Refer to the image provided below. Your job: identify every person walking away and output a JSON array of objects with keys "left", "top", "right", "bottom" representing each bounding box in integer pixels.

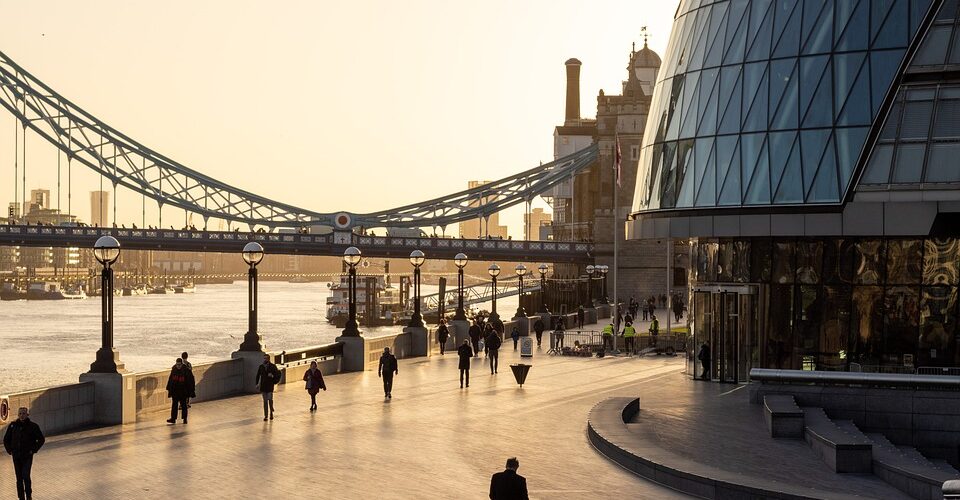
[
  {"left": 458, "top": 339, "right": 473, "bottom": 388},
  {"left": 469, "top": 320, "right": 483, "bottom": 357},
  {"left": 533, "top": 317, "right": 544, "bottom": 347},
  {"left": 642, "top": 299, "right": 649, "bottom": 321},
  {"left": 3, "top": 407, "right": 44, "bottom": 500},
  {"left": 378, "top": 347, "right": 399, "bottom": 399},
  {"left": 649, "top": 315, "right": 660, "bottom": 348},
  {"left": 180, "top": 351, "right": 194, "bottom": 408},
  {"left": 601, "top": 322, "right": 615, "bottom": 352},
  {"left": 698, "top": 343, "right": 711, "bottom": 380},
  {"left": 302, "top": 360, "right": 327, "bottom": 411},
  {"left": 485, "top": 327, "right": 502, "bottom": 374},
  {"left": 555, "top": 321, "right": 565, "bottom": 350},
  {"left": 489, "top": 457, "right": 528, "bottom": 500},
  {"left": 166, "top": 357, "right": 196, "bottom": 424},
  {"left": 510, "top": 326, "right": 520, "bottom": 351},
  {"left": 255, "top": 353, "right": 281, "bottom": 420},
  {"left": 483, "top": 323, "right": 496, "bottom": 357},
  {"left": 623, "top": 322, "right": 637, "bottom": 355},
  {"left": 577, "top": 305, "right": 585, "bottom": 329},
  {"left": 437, "top": 319, "right": 450, "bottom": 355}
]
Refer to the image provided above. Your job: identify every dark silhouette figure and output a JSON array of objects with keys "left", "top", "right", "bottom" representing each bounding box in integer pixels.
[
  {"left": 378, "top": 347, "right": 399, "bottom": 398},
  {"left": 255, "top": 353, "right": 281, "bottom": 421},
  {"left": 698, "top": 343, "right": 711, "bottom": 380},
  {"left": 489, "top": 457, "right": 528, "bottom": 500},
  {"left": 469, "top": 321, "right": 483, "bottom": 357},
  {"left": 577, "top": 305, "right": 585, "bottom": 329},
  {"left": 458, "top": 339, "right": 473, "bottom": 388},
  {"left": 485, "top": 328, "right": 502, "bottom": 374},
  {"left": 437, "top": 320, "right": 450, "bottom": 355},
  {"left": 554, "top": 322, "right": 565, "bottom": 350},
  {"left": 165, "top": 357, "right": 196, "bottom": 424},
  {"left": 3, "top": 407, "right": 44, "bottom": 500},
  {"left": 302, "top": 360, "right": 327, "bottom": 411},
  {"left": 533, "top": 318, "right": 544, "bottom": 347},
  {"left": 511, "top": 326, "right": 520, "bottom": 351}
]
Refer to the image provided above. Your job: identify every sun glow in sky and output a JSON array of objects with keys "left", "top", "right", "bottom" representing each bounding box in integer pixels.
[{"left": 1, "top": 1, "right": 677, "bottom": 236}]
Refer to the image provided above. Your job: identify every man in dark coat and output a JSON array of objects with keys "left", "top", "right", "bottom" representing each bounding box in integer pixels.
[
  {"left": 457, "top": 339, "right": 474, "bottom": 388},
  {"left": 698, "top": 343, "right": 711, "bottom": 381},
  {"left": 576, "top": 305, "right": 585, "bottom": 329},
  {"left": 469, "top": 320, "right": 482, "bottom": 357},
  {"left": 485, "top": 327, "right": 502, "bottom": 374},
  {"left": 489, "top": 457, "right": 528, "bottom": 500},
  {"left": 166, "top": 357, "right": 196, "bottom": 424},
  {"left": 255, "top": 353, "right": 281, "bottom": 421},
  {"left": 378, "top": 347, "right": 399, "bottom": 399},
  {"left": 437, "top": 319, "right": 450, "bottom": 355},
  {"left": 532, "top": 317, "right": 544, "bottom": 347},
  {"left": 4, "top": 407, "right": 44, "bottom": 500}
]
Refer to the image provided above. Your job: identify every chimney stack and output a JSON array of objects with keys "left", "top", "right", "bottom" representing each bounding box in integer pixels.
[{"left": 564, "top": 58, "right": 582, "bottom": 125}]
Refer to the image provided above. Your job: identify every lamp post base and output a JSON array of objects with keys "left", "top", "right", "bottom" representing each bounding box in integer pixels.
[
  {"left": 238, "top": 331, "right": 264, "bottom": 352},
  {"left": 89, "top": 347, "right": 125, "bottom": 374},
  {"left": 407, "top": 313, "right": 424, "bottom": 328},
  {"left": 341, "top": 321, "right": 363, "bottom": 337}
]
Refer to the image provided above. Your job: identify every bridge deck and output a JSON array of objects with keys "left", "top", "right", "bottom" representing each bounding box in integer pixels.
[{"left": 0, "top": 349, "right": 685, "bottom": 499}]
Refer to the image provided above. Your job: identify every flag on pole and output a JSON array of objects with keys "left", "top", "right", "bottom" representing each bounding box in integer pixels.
[{"left": 614, "top": 132, "right": 622, "bottom": 188}]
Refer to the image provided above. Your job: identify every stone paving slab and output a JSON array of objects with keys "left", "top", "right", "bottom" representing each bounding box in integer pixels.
[{"left": 0, "top": 347, "right": 689, "bottom": 499}]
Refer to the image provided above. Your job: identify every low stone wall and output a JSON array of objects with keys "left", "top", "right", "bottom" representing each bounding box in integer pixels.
[
  {"left": 751, "top": 382, "right": 960, "bottom": 466},
  {"left": 280, "top": 357, "right": 341, "bottom": 386},
  {"left": 135, "top": 358, "right": 244, "bottom": 416},
  {"left": 365, "top": 331, "right": 414, "bottom": 369},
  {"left": 0, "top": 382, "right": 95, "bottom": 435}
]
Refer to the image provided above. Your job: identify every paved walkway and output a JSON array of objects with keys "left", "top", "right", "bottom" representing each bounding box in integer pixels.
[{"left": 0, "top": 346, "right": 689, "bottom": 499}]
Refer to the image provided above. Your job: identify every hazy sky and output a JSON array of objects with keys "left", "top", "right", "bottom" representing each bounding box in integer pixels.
[{"left": 2, "top": 1, "right": 676, "bottom": 236}]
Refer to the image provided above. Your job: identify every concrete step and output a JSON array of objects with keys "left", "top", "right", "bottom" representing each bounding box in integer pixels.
[
  {"left": 801, "top": 408, "right": 872, "bottom": 473},
  {"left": 932, "top": 459, "right": 960, "bottom": 476}
]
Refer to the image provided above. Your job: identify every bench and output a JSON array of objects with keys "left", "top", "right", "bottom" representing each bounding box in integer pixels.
[
  {"left": 763, "top": 395, "right": 804, "bottom": 438},
  {"left": 802, "top": 407, "right": 872, "bottom": 473}
]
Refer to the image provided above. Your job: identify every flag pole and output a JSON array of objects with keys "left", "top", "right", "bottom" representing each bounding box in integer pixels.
[{"left": 613, "top": 134, "right": 621, "bottom": 353}]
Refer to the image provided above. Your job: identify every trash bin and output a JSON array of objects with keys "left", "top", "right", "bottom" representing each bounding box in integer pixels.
[{"left": 510, "top": 363, "right": 531, "bottom": 387}]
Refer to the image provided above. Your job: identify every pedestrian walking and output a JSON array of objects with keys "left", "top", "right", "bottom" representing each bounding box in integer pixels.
[
  {"left": 4, "top": 407, "right": 44, "bottom": 500},
  {"left": 510, "top": 326, "right": 520, "bottom": 351},
  {"left": 458, "top": 339, "right": 473, "bottom": 388},
  {"left": 378, "top": 347, "right": 399, "bottom": 399},
  {"left": 489, "top": 457, "right": 528, "bottom": 500},
  {"left": 533, "top": 317, "right": 544, "bottom": 347},
  {"left": 484, "top": 323, "right": 496, "bottom": 357},
  {"left": 302, "top": 360, "right": 327, "bottom": 411},
  {"left": 623, "top": 322, "right": 637, "bottom": 355},
  {"left": 554, "top": 321, "right": 565, "bottom": 350},
  {"left": 577, "top": 305, "right": 585, "bottom": 329},
  {"left": 165, "top": 357, "right": 196, "bottom": 424},
  {"left": 485, "top": 327, "right": 502, "bottom": 374},
  {"left": 437, "top": 319, "right": 450, "bottom": 355},
  {"left": 255, "top": 353, "right": 280, "bottom": 421},
  {"left": 698, "top": 343, "right": 711, "bottom": 380},
  {"left": 469, "top": 320, "right": 483, "bottom": 357},
  {"left": 180, "top": 351, "right": 194, "bottom": 408},
  {"left": 642, "top": 300, "right": 649, "bottom": 321}
]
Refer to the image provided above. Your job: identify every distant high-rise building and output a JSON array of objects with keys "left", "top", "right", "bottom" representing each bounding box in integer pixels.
[
  {"left": 523, "top": 208, "right": 552, "bottom": 241},
  {"left": 458, "top": 181, "right": 508, "bottom": 239},
  {"left": 7, "top": 202, "right": 19, "bottom": 223},
  {"left": 90, "top": 191, "right": 109, "bottom": 227},
  {"left": 24, "top": 189, "right": 50, "bottom": 216}
]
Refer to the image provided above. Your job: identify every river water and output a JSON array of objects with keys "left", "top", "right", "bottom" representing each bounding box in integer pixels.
[{"left": 0, "top": 281, "right": 517, "bottom": 394}]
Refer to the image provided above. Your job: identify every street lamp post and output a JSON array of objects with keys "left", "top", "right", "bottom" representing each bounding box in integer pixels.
[
  {"left": 538, "top": 263, "right": 548, "bottom": 312},
  {"left": 515, "top": 263, "right": 527, "bottom": 317},
  {"left": 454, "top": 253, "right": 468, "bottom": 320},
  {"left": 90, "top": 236, "right": 124, "bottom": 373},
  {"left": 598, "top": 265, "right": 609, "bottom": 304},
  {"left": 586, "top": 264, "right": 595, "bottom": 307},
  {"left": 408, "top": 250, "right": 425, "bottom": 328},
  {"left": 342, "top": 246, "right": 362, "bottom": 337},
  {"left": 238, "top": 242, "right": 265, "bottom": 351},
  {"left": 488, "top": 263, "right": 501, "bottom": 324}
]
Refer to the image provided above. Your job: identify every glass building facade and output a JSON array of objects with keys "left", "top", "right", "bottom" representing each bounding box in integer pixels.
[{"left": 630, "top": 0, "right": 960, "bottom": 379}]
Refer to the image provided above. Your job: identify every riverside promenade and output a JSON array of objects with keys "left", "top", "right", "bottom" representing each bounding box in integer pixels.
[{"left": 0, "top": 346, "right": 688, "bottom": 499}]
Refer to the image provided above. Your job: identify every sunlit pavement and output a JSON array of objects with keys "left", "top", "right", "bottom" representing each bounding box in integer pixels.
[{"left": 0, "top": 347, "right": 689, "bottom": 499}]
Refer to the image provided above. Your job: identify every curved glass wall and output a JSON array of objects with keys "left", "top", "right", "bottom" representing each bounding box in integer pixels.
[{"left": 634, "top": 0, "right": 935, "bottom": 213}]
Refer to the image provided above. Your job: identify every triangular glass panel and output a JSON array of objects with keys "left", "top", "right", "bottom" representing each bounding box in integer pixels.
[
  {"left": 801, "top": 58, "right": 833, "bottom": 127},
  {"left": 910, "top": 0, "right": 934, "bottom": 35},
  {"left": 802, "top": 0, "right": 833, "bottom": 55},
  {"left": 715, "top": 135, "right": 738, "bottom": 196},
  {"left": 746, "top": 0, "right": 775, "bottom": 61},
  {"left": 837, "top": 59, "right": 872, "bottom": 126},
  {"left": 835, "top": 126, "right": 869, "bottom": 191},
  {"left": 872, "top": 0, "right": 908, "bottom": 49},
  {"left": 705, "top": 2, "right": 730, "bottom": 68},
  {"left": 745, "top": 139, "right": 772, "bottom": 204},
  {"left": 870, "top": 49, "right": 905, "bottom": 115},
  {"left": 836, "top": 0, "right": 869, "bottom": 51},
  {"left": 799, "top": 55, "right": 829, "bottom": 118},
  {"left": 718, "top": 137, "right": 743, "bottom": 205},
  {"left": 688, "top": 8, "right": 715, "bottom": 70},
  {"left": 742, "top": 62, "right": 769, "bottom": 131},
  {"left": 771, "top": 59, "right": 800, "bottom": 130},
  {"left": 698, "top": 68, "right": 721, "bottom": 135},
  {"left": 675, "top": 141, "right": 697, "bottom": 208},
  {"left": 658, "top": 142, "right": 678, "bottom": 208},
  {"left": 665, "top": 76, "right": 687, "bottom": 141},
  {"left": 834, "top": 52, "right": 867, "bottom": 121},
  {"left": 806, "top": 136, "right": 840, "bottom": 202},
  {"left": 719, "top": 65, "right": 744, "bottom": 134},
  {"left": 693, "top": 137, "right": 715, "bottom": 200},
  {"left": 768, "top": 131, "right": 798, "bottom": 191},
  {"left": 772, "top": 0, "right": 802, "bottom": 58},
  {"left": 800, "top": 129, "right": 831, "bottom": 188},
  {"left": 695, "top": 143, "right": 718, "bottom": 206},
  {"left": 724, "top": 0, "right": 750, "bottom": 64},
  {"left": 680, "top": 71, "right": 703, "bottom": 139},
  {"left": 774, "top": 141, "right": 804, "bottom": 203}
]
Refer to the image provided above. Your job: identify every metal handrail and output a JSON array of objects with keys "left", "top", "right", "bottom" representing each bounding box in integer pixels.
[
  {"left": 274, "top": 342, "right": 343, "bottom": 365},
  {"left": 749, "top": 368, "right": 960, "bottom": 388}
]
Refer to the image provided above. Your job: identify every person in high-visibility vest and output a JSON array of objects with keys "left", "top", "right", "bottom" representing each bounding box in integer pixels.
[
  {"left": 649, "top": 315, "right": 660, "bottom": 348},
  {"left": 601, "top": 323, "right": 615, "bottom": 351},
  {"left": 622, "top": 322, "right": 637, "bottom": 355}
]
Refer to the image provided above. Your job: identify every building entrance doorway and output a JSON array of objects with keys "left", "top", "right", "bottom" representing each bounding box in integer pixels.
[{"left": 692, "top": 285, "right": 758, "bottom": 383}]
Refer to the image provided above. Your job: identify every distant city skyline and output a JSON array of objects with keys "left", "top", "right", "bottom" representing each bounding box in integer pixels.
[{"left": 0, "top": 1, "right": 675, "bottom": 237}]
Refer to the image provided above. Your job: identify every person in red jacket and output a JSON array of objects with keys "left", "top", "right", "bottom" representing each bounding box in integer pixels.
[
  {"left": 302, "top": 360, "right": 327, "bottom": 412},
  {"left": 166, "top": 357, "right": 196, "bottom": 424}
]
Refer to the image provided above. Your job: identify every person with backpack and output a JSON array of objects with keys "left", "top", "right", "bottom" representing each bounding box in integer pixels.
[
  {"left": 165, "top": 357, "right": 196, "bottom": 424},
  {"left": 255, "top": 353, "right": 281, "bottom": 421},
  {"left": 485, "top": 327, "right": 502, "bottom": 374},
  {"left": 302, "top": 360, "right": 327, "bottom": 412}
]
